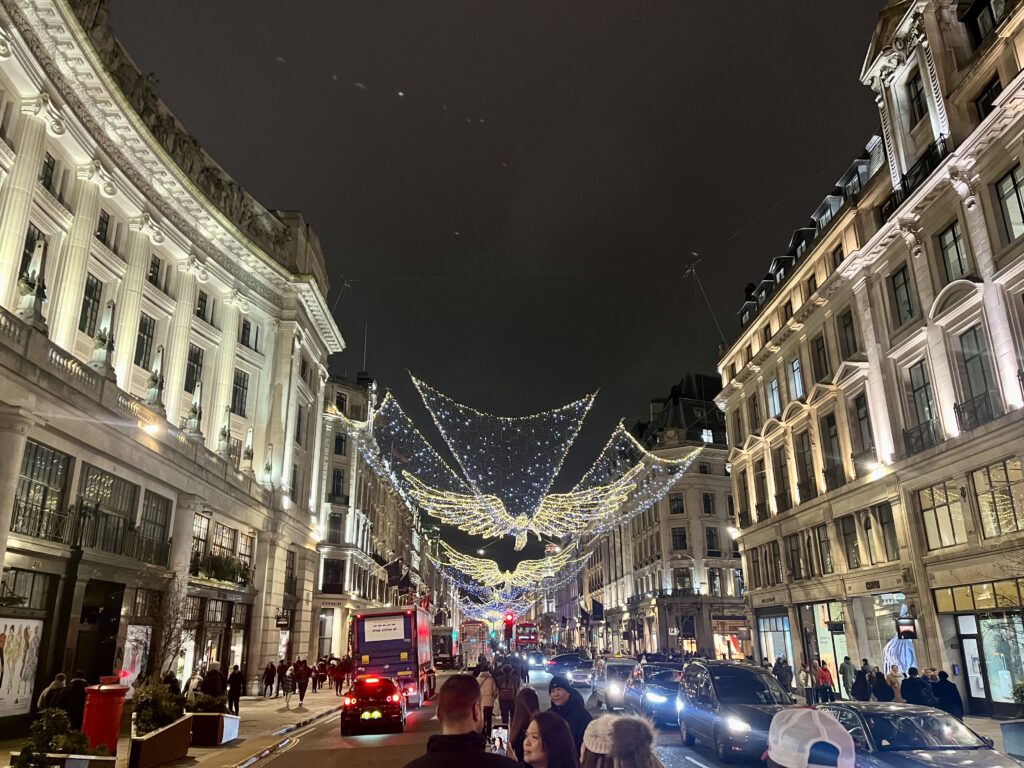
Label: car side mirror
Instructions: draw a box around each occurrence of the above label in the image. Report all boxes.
[982,736,994,749]
[789,695,797,704]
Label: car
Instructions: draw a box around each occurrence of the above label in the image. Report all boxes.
[547,653,585,678]
[593,657,639,710]
[623,663,683,727]
[340,675,407,735]
[677,659,797,763]
[526,651,548,669]
[816,701,1018,766]
[570,660,594,687]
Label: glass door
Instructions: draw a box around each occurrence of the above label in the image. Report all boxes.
[978,611,1024,717]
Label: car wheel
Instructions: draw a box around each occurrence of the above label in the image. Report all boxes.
[714,729,733,764]
[679,716,694,747]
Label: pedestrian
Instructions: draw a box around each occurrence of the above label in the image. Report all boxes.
[477,663,498,735]
[523,711,579,768]
[579,713,660,768]
[295,659,311,706]
[340,655,353,689]
[227,664,244,715]
[184,668,204,704]
[507,687,540,762]
[202,661,225,698]
[276,659,288,697]
[547,675,592,752]
[839,656,855,700]
[817,661,835,703]
[886,664,905,702]
[762,656,772,670]
[773,657,793,691]
[315,658,327,692]
[850,669,871,701]
[37,672,66,710]
[900,667,937,707]
[860,658,870,676]
[402,674,518,768]
[496,663,520,724]
[931,670,964,719]
[163,670,182,696]
[871,671,895,702]
[58,670,88,729]
[797,662,814,705]
[282,665,296,708]
[262,662,276,697]
[764,707,855,768]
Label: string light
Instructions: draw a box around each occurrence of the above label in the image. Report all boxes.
[430,539,589,590]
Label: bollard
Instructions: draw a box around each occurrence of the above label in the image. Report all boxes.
[82,676,130,755]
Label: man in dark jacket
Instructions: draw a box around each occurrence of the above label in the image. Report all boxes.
[931,670,964,719]
[59,671,88,729]
[276,659,288,697]
[403,674,518,768]
[548,675,592,751]
[227,665,245,715]
[202,661,226,698]
[901,667,937,707]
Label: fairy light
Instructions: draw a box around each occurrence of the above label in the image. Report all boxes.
[430,540,589,590]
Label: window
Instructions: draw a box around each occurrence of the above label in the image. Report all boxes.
[295,405,305,446]
[761,325,771,346]
[300,357,309,386]
[239,533,254,567]
[285,549,297,581]
[838,309,858,359]
[192,514,210,558]
[0,569,51,611]
[78,465,137,519]
[832,245,844,269]
[139,491,170,543]
[967,0,1009,45]
[918,480,968,549]
[239,318,252,348]
[12,439,70,539]
[750,548,762,589]
[769,540,783,585]
[783,300,793,321]
[852,393,874,454]
[147,254,161,288]
[909,360,936,426]
[960,325,994,400]
[134,313,155,368]
[795,430,814,486]
[195,290,209,321]
[976,76,1003,120]
[731,411,744,446]
[907,71,928,125]
[811,335,830,382]
[820,413,841,468]
[96,209,110,244]
[701,427,714,444]
[20,224,42,281]
[727,494,735,517]
[78,273,103,336]
[747,395,761,432]
[225,368,248,417]
[40,152,55,191]
[702,492,715,516]
[973,457,1024,537]
[786,534,805,580]
[133,588,160,619]
[206,599,226,624]
[773,445,790,509]
[997,165,1024,242]
[839,515,861,569]
[334,433,347,456]
[211,523,237,557]
[939,221,969,282]
[669,493,684,515]
[291,464,302,503]
[673,568,692,592]
[807,274,818,297]
[891,264,916,326]
[698,463,710,475]
[766,377,782,418]
[672,527,688,550]
[875,504,900,562]
[788,357,805,400]
[705,526,720,556]
[324,559,345,587]
[335,392,348,414]
[816,524,834,574]
[184,344,204,394]
[707,568,722,596]
[330,468,345,499]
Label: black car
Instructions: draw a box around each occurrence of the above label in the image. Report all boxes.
[340,675,407,735]
[677,660,796,763]
[623,663,683,727]
[547,653,585,678]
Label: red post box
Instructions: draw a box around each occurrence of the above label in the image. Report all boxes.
[82,676,130,755]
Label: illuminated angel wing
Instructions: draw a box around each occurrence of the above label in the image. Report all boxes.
[434,540,507,586]
[529,462,646,537]
[404,472,514,538]
[507,541,589,587]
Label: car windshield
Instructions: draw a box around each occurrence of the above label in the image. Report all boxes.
[354,679,397,695]
[863,712,987,751]
[712,669,791,704]
[607,665,634,680]
[646,668,681,685]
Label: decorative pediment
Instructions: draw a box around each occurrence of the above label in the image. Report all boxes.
[833,360,869,388]
[762,418,786,437]
[781,400,808,422]
[807,383,839,406]
[741,432,766,452]
[929,278,983,326]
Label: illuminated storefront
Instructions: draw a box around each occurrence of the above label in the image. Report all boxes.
[757,610,795,665]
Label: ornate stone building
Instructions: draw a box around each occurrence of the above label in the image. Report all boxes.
[0,0,343,727]
[718,0,1024,716]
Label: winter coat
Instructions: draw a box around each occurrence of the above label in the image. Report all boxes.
[818,667,834,689]
[281,671,296,694]
[478,671,499,707]
[202,666,225,698]
[901,675,937,707]
[228,670,245,696]
[850,670,872,701]
[185,672,204,703]
[775,663,794,689]
[872,676,895,702]
[402,732,519,768]
[548,684,592,751]
[839,661,856,694]
[59,678,88,729]
[262,664,276,686]
[38,680,64,710]
[797,668,813,689]
[932,679,964,719]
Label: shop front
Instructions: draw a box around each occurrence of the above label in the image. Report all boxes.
[847,592,918,676]
[712,616,752,659]
[798,600,849,688]
[756,608,795,666]
[933,578,1024,717]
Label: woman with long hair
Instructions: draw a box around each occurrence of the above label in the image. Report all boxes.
[580,714,663,768]
[508,686,541,761]
[523,711,579,768]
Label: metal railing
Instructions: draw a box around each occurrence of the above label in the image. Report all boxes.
[775,490,792,514]
[78,508,170,567]
[954,392,1001,433]
[738,509,752,529]
[190,551,255,585]
[755,502,769,523]
[797,478,818,503]
[880,137,948,221]
[903,419,942,457]
[10,501,76,543]
[823,464,847,492]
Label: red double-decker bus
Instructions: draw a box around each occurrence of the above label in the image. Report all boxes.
[514,622,538,652]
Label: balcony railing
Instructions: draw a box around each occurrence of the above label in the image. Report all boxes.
[190,551,255,586]
[903,419,942,457]
[738,509,752,529]
[327,494,350,506]
[284,575,297,596]
[775,490,792,514]
[10,501,76,544]
[78,508,170,567]
[321,582,345,594]
[755,502,769,523]
[823,464,847,492]
[797,478,818,504]
[954,392,1002,433]
[880,137,948,221]
[852,448,877,479]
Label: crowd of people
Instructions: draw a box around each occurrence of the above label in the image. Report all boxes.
[255,656,360,708]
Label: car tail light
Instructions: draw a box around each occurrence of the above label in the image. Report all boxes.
[343,696,354,706]
[364,677,380,684]
[406,684,417,694]
[547,660,556,665]
[389,694,400,702]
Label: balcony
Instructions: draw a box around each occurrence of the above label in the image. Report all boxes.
[880,137,949,221]
[903,419,942,457]
[775,490,792,514]
[79,508,170,567]
[327,494,350,506]
[797,478,818,504]
[823,464,847,492]
[754,502,770,523]
[954,392,1002,433]
[852,448,877,479]
[10,501,77,544]
[190,551,254,586]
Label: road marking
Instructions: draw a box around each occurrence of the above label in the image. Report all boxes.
[684,756,713,768]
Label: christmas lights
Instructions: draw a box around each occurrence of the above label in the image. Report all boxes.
[431,539,588,590]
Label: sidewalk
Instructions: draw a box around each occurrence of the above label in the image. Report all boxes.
[2,690,342,768]
[965,716,1005,754]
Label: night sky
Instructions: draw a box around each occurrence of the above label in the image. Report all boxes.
[109,2,885,566]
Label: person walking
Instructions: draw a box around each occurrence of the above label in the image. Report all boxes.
[496,663,520,725]
[184,668,204,705]
[839,657,855,700]
[900,667,937,707]
[507,687,541,762]
[817,661,835,703]
[58,670,88,729]
[282,665,296,708]
[202,661,225,698]
[931,670,964,719]
[850,669,871,701]
[262,662,276,697]
[275,659,288,697]
[227,665,245,715]
[296,659,312,706]
[402,675,518,768]
[886,664,905,702]
[477,663,498,735]
[37,673,66,710]
[548,675,592,752]
[797,663,814,705]
[871,671,895,702]
[579,713,660,768]
[163,670,182,696]
[340,656,353,689]
[522,711,579,768]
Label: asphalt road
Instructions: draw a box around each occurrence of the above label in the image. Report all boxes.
[263,670,740,768]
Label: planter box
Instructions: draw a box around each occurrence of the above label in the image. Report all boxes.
[189,713,240,746]
[128,715,192,768]
[8,753,117,768]
[1001,720,1024,759]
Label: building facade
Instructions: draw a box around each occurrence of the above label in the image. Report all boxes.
[0,0,344,727]
[718,0,1024,716]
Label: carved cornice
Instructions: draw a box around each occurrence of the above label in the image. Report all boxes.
[129,211,165,244]
[21,92,65,136]
[76,158,117,197]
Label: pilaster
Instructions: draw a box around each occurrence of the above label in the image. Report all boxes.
[206,296,242,454]
[0,405,35,567]
[112,216,163,387]
[163,263,199,422]
[852,277,896,463]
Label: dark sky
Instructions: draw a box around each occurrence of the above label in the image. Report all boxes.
[109,2,885,567]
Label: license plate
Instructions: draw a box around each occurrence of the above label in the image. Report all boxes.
[360,710,383,720]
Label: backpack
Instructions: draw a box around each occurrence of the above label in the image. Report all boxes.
[498,673,517,701]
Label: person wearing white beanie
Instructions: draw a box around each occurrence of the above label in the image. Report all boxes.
[765,708,855,768]
[580,714,664,768]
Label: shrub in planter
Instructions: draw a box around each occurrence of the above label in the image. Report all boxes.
[132,681,185,737]
[12,709,111,768]
[185,694,226,714]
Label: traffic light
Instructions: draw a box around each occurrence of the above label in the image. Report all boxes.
[504,612,514,641]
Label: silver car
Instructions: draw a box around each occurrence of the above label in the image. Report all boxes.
[817,702,1018,766]
[593,658,639,711]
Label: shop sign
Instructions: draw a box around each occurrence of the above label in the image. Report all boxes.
[735,627,752,640]
[668,627,679,636]
[865,580,881,590]
[758,596,776,605]
[275,614,290,628]
[826,621,845,633]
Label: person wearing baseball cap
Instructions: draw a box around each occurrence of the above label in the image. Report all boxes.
[764,708,855,768]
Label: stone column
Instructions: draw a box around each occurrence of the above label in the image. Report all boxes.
[872,83,903,191]
[113,215,164,387]
[852,277,896,463]
[206,297,241,453]
[0,405,34,566]
[48,163,111,350]
[280,334,302,494]
[306,368,328,514]
[163,262,200,423]
[250,531,284,674]
[0,96,63,309]
[264,322,299,488]
[169,493,203,578]
[911,11,950,141]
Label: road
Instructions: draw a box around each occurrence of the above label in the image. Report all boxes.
[262,670,739,768]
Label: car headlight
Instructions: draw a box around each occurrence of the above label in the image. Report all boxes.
[645,691,668,704]
[725,716,751,734]
[676,697,684,711]
[609,682,622,695]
